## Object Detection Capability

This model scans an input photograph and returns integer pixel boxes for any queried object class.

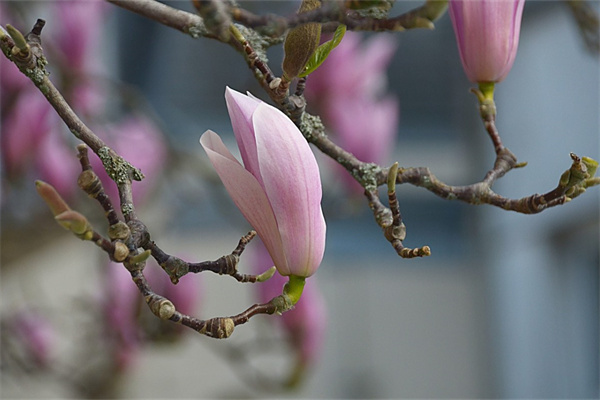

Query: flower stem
[283,275,306,305]
[478,81,495,102]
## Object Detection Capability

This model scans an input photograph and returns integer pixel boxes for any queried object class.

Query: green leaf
[298,24,346,78]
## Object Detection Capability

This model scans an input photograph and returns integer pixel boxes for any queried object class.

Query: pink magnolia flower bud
[449,0,525,83]
[201,88,326,278]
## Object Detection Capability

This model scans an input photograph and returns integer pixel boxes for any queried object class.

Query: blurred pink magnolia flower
[53,0,109,72]
[0,57,30,99]
[305,32,399,195]
[35,129,80,197]
[449,0,525,83]
[104,262,142,371]
[90,115,168,206]
[306,31,397,109]
[201,87,326,278]
[9,311,55,369]
[1,88,80,197]
[103,258,201,368]
[69,80,106,116]
[1,1,110,204]
[2,89,53,175]
[52,0,109,115]
[252,240,327,368]
[327,95,399,194]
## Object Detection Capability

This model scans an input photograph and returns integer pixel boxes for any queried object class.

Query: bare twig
[229,0,448,35]
[366,163,431,257]
[107,0,210,38]
[144,231,275,284]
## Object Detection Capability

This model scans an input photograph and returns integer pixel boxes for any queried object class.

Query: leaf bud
[126,249,152,268]
[113,241,130,262]
[55,210,93,240]
[35,180,71,217]
[147,295,176,320]
[77,169,103,198]
[108,221,131,241]
[282,0,322,80]
[5,24,29,53]
[256,266,277,282]
[582,156,598,178]
[204,317,235,339]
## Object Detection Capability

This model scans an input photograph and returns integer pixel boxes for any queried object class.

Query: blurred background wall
[1,1,598,398]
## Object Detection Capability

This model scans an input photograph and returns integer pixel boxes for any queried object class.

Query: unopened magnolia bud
[204,317,234,339]
[282,0,322,80]
[384,222,406,242]
[559,153,588,189]
[108,221,130,241]
[113,241,129,262]
[147,295,176,320]
[55,210,93,240]
[35,180,71,217]
[77,169,102,198]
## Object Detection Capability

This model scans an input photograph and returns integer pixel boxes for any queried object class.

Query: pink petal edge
[252,104,326,277]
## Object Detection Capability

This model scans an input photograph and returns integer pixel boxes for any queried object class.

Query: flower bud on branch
[201,88,326,285]
[35,180,71,217]
[449,0,524,84]
[55,210,94,240]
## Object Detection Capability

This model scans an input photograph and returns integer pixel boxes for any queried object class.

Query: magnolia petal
[224,87,263,185]
[252,104,326,277]
[200,130,288,272]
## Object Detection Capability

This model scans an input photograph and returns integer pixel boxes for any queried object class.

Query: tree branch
[107,0,210,39]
